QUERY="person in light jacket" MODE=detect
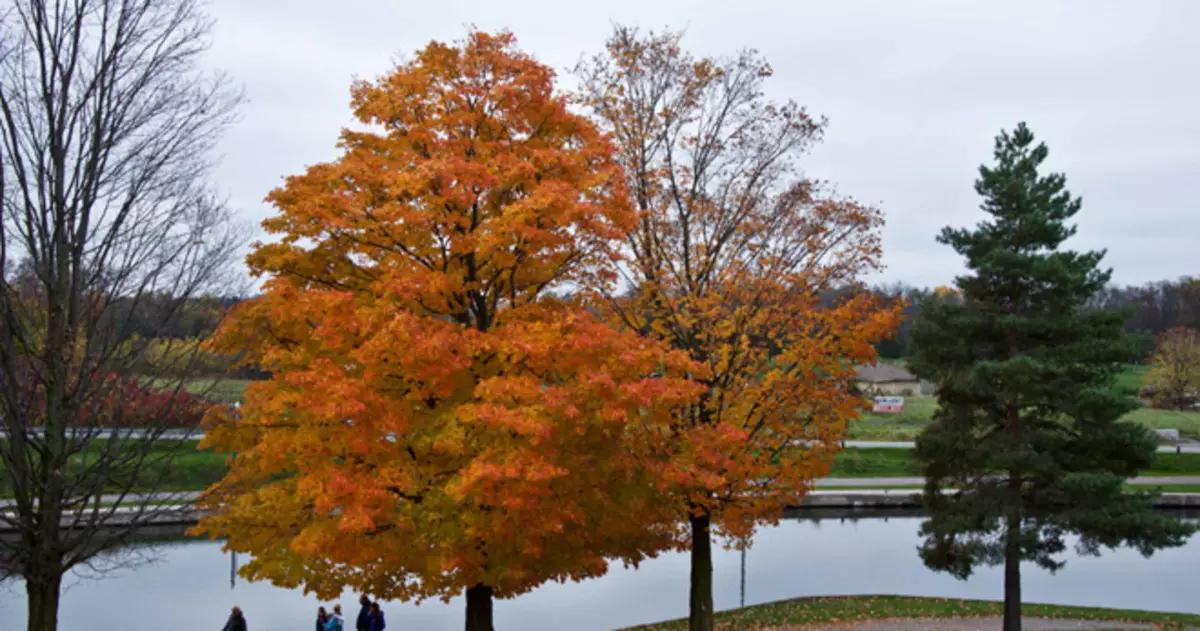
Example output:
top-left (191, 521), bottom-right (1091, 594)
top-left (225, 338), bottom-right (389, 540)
top-left (325, 604), bottom-right (345, 631)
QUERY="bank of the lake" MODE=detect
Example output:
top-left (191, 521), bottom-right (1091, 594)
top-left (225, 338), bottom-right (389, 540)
top-left (1, 513), bottom-right (1197, 631)
top-left (8, 443), bottom-right (1199, 497)
top-left (626, 595), bottom-right (1200, 630)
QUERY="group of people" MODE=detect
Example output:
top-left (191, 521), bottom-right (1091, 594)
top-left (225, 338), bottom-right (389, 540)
top-left (219, 595), bottom-right (386, 631)
top-left (317, 595), bottom-right (387, 631)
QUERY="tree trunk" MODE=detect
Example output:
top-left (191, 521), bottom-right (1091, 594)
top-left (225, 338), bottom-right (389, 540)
top-left (465, 583), bottom-right (494, 631)
top-left (26, 573), bottom-right (62, 631)
top-left (689, 513), bottom-right (714, 631)
top-left (1003, 473), bottom-right (1022, 631)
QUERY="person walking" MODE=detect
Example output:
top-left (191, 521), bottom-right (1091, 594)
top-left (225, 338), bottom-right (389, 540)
top-left (324, 604), bottom-right (345, 631)
top-left (368, 603), bottom-right (386, 631)
top-left (316, 606), bottom-right (329, 631)
top-left (356, 595), bottom-right (372, 631)
top-left (221, 606), bottom-right (247, 631)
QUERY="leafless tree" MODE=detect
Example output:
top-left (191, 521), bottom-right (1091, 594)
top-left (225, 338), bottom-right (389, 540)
top-left (0, 1), bottom-right (242, 629)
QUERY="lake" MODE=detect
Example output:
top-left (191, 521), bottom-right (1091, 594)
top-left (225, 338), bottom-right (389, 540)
top-left (1, 512), bottom-right (1197, 631)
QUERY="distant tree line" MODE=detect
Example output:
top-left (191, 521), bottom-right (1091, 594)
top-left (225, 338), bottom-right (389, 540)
top-left (873, 276), bottom-right (1200, 361)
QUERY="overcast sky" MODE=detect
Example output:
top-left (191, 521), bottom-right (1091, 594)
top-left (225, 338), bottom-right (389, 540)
top-left (202, 0), bottom-right (1199, 289)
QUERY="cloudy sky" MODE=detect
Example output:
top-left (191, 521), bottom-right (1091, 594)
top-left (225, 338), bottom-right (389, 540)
top-left (201, 0), bottom-right (1198, 289)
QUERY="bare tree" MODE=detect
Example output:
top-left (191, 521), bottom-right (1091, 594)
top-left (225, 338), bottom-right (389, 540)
top-left (0, 1), bottom-right (242, 629)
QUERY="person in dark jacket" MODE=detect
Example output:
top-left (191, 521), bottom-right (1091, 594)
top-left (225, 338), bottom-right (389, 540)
top-left (222, 606), bottom-right (247, 631)
top-left (368, 602), bottom-right (385, 631)
top-left (316, 606), bottom-right (329, 631)
top-left (356, 595), bottom-right (372, 631)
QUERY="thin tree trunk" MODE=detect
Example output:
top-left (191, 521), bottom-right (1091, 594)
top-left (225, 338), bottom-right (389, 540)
top-left (689, 513), bottom-right (714, 631)
top-left (26, 573), bottom-right (62, 631)
top-left (465, 583), bottom-right (494, 631)
top-left (1003, 472), bottom-right (1022, 631)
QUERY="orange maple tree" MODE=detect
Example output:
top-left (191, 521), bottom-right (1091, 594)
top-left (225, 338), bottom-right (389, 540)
top-left (576, 26), bottom-right (903, 631)
top-left (191, 30), bottom-right (699, 631)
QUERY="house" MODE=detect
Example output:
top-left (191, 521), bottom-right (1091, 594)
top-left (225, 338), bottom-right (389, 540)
top-left (852, 363), bottom-right (924, 396)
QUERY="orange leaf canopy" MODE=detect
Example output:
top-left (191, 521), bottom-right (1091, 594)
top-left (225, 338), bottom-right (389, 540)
top-left (193, 30), bottom-right (699, 602)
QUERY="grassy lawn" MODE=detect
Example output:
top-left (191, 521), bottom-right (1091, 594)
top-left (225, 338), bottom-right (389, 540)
top-left (0, 440), bottom-right (228, 497)
top-left (624, 595), bottom-right (1200, 630)
top-left (825, 448), bottom-right (1200, 479)
top-left (7, 442), bottom-right (1200, 498)
top-left (851, 397), bottom-right (1200, 442)
top-left (829, 448), bottom-right (922, 477)
top-left (1114, 363), bottom-right (1149, 396)
top-left (181, 378), bottom-right (252, 404)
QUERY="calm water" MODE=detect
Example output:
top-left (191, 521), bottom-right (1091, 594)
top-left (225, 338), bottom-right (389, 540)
top-left (1, 514), bottom-right (1197, 631)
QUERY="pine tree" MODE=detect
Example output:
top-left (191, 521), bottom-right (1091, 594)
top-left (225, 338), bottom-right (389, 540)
top-left (909, 123), bottom-right (1196, 631)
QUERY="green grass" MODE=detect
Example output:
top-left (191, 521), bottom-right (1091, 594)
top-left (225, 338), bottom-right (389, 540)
top-left (829, 448), bottom-right (922, 477)
top-left (7, 442), bottom-right (1200, 499)
top-left (181, 378), bottom-right (252, 404)
top-left (0, 440), bottom-right (228, 497)
top-left (824, 448), bottom-right (1200, 479)
top-left (624, 595), bottom-right (1200, 630)
top-left (851, 396), bottom-right (1200, 442)
top-left (1115, 363), bottom-right (1149, 396)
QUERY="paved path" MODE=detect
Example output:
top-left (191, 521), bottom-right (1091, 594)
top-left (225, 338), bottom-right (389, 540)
top-left (3, 431), bottom-right (1198, 453)
top-left (790, 618), bottom-right (1163, 630)
top-left (6, 478), bottom-right (1198, 510)
top-left (0, 491), bottom-right (201, 509)
top-left (814, 476), bottom-right (1200, 488)
top-left (840, 440), bottom-right (1200, 454)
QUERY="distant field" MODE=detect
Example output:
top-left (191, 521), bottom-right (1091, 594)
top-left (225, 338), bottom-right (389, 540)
top-left (850, 363), bottom-right (1200, 441)
top-left (175, 365), bottom-right (1196, 442)
top-left (852, 399), bottom-right (1200, 441)
top-left (182, 378), bottom-right (252, 404)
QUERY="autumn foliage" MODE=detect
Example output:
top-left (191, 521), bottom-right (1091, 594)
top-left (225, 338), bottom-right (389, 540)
top-left (1145, 327), bottom-right (1200, 410)
top-left (191, 31), bottom-right (698, 629)
top-left (576, 26), bottom-right (901, 630)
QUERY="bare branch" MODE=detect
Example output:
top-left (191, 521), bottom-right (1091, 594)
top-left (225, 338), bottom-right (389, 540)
top-left (0, 0), bottom-right (244, 623)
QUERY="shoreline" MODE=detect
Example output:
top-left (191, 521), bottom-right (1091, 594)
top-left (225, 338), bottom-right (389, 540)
top-left (6, 491), bottom-right (1197, 534)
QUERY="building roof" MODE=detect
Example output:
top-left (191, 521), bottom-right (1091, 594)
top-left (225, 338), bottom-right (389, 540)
top-left (853, 363), bottom-right (918, 383)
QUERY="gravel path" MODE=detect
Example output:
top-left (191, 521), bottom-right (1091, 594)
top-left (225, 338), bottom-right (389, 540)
top-left (813, 476), bottom-right (1200, 487)
top-left (788, 617), bottom-right (1163, 630)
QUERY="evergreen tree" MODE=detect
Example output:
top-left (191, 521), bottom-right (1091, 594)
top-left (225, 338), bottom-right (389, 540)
top-left (909, 123), bottom-right (1195, 631)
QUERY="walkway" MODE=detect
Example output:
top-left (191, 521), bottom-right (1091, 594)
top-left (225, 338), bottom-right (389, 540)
top-left (2, 431), bottom-right (1197, 453)
top-left (5, 477), bottom-right (1199, 510)
top-left (813, 476), bottom-right (1200, 488)
top-left (840, 440), bottom-right (1200, 454)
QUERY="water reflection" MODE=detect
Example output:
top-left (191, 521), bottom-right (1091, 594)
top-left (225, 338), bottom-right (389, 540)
top-left (1, 512), bottom-right (1196, 631)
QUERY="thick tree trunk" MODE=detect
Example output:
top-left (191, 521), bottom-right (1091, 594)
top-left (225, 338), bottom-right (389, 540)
top-left (465, 583), bottom-right (494, 631)
top-left (1003, 473), bottom-right (1022, 631)
top-left (689, 513), bottom-right (714, 631)
top-left (26, 573), bottom-right (62, 631)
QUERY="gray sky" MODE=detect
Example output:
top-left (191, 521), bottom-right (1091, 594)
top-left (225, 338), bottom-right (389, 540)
top-left (203, 0), bottom-right (1199, 289)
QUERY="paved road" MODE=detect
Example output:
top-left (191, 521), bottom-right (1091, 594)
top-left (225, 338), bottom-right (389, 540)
top-left (7, 432), bottom-right (1199, 455)
top-left (3, 430), bottom-right (1199, 453)
top-left (0, 429), bottom-right (202, 440)
top-left (814, 476), bottom-right (1200, 488)
top-left (5, 476), bottom-right (1197, 511)
top-left (841, 440), bottom-right (1200, 454)
top-left (0, 491), bottom-right (201, 509)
